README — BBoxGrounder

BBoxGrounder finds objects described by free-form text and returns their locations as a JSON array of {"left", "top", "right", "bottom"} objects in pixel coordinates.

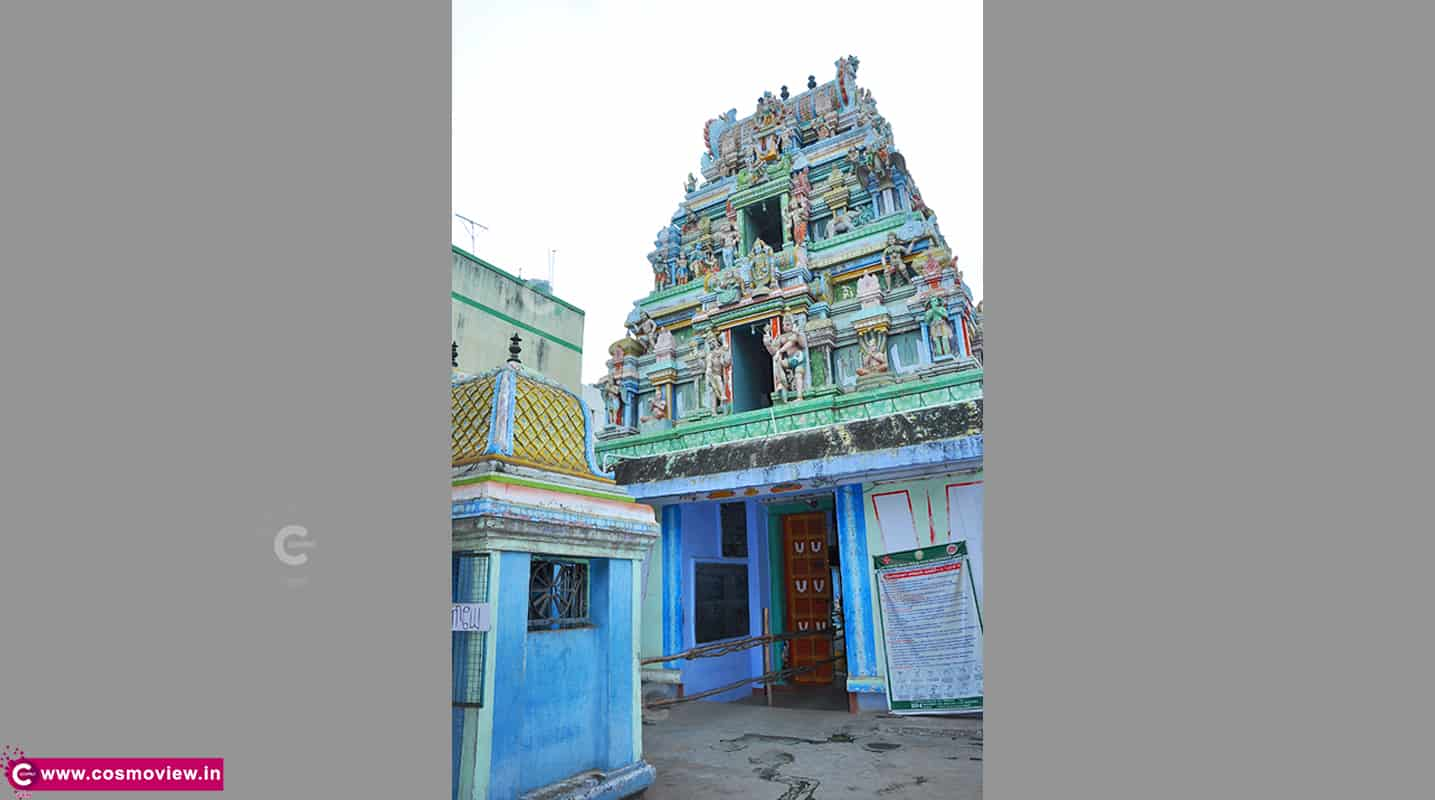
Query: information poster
[{"left": 873, "top": 541, "right": 983, "bottom": 714}]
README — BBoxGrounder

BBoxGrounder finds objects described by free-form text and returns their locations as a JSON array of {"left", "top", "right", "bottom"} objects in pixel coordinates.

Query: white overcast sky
[{"left": 453, "top": 0, "right": 982, "bottom": 384}]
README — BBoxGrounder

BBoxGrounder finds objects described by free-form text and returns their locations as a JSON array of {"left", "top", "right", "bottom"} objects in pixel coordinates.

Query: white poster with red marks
[{"left": 874, "top": 541, "right": 983, "bottom": 714}]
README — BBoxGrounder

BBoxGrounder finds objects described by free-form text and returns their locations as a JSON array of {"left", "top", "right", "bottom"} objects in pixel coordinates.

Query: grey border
[
  {"left": 0, "top": 2, "right": 450, "bottom": 798},
  {"left": 5, "top": 2, "right": 1433, "bottom": 799},
  {"left": 989, "top": 2, "right": 1432, "bottom": 797}
]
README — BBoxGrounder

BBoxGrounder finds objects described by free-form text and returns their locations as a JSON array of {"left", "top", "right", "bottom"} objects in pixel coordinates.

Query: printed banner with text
[{"left": 873, "top": 541, "right": 983, "bottom": 713}]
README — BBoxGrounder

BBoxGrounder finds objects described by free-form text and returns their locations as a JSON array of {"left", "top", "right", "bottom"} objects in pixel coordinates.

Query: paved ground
[{"left": 640, "top": 700, "right": 982, "bottom": 799}]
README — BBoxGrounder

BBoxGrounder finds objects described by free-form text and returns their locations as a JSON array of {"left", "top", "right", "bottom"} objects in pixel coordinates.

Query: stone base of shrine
[
  {"left": 855, "top": 372, "right": 897, "bottom": 392},
  {"left": 596, "top": 424, "right": 638, "bottom": 441},
  {"left": 675, "top": 408, "right": 716, "bottom": 426},
  {"left": 772, "top": 384, "right": 842, "bottom": 405},
  {"left": 517, "top": 760, "right": 656, "bottom": 800},
  {"left": 920, "top": 356, "right": 981, "bottom": 380}
]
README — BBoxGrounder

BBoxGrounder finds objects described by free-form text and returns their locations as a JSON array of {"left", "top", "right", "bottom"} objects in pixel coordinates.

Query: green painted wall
[
  {"left": 458, "top": 552, "right": 502, "bottom": 800},
  {"left": 638, "top": 537, "right": 664, "bottom": 661},
  {"left": 452, "top": 246, "right": 585, "bottom": 392},
  {"left": 860, "top": 470, "right": 983, "bottom": 693}
]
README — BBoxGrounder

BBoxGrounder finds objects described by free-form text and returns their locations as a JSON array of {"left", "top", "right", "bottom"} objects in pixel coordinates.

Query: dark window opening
[
  {"left": 528, "top": 557, "right": 589, "bottom": 630},
  {"left": 721, "top": 502, "right": 748, "bottom": 558},
  {"left": 694, "top": 562, "right": 750, "bottom": 644},
  {"left": 742, "top": 197, "right": 784, "bottom": 253},
  {"left": 729, "top": 322, "right": 775, "bottom": 413}
]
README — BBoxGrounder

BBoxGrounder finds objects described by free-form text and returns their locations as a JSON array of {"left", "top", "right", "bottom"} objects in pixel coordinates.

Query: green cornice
[
  {"left": 596, "top": 368, "right": 983, "bottom": 460},
  {"left": 452, "top": 244, "right": 586, "bottom": 316},
  {"left": 809, "top": 211, "right": 914, "bottom": 254},
  {"left": 451, "top": 291, "right": 584, "bottom": 354},
  {"left": 702, "top": 296, "right": 809, "bottom": 331},
  {"left": 730, "top": 175, "right": 789, "bottom": 208},
  {"left": 641, "top": 280, "right": 704, "bottom": 307}
]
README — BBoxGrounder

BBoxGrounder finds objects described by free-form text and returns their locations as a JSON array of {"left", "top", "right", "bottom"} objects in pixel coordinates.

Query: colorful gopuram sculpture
[
  {"left": 595, "top": 56, "right": 986, "bottom": 721},
  {"left": 598, "top": 55, "right": 980, "bottom": 436}
]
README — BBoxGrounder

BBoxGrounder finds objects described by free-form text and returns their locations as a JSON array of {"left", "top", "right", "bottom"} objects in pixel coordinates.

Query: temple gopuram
[{"left": 596, "top": 57, "right": 985, "bottom": 716}]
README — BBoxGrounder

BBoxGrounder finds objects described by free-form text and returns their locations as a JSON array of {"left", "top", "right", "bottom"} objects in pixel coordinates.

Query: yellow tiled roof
[{"left": 452, "top": 366, "right": 609, "bottom": 482}]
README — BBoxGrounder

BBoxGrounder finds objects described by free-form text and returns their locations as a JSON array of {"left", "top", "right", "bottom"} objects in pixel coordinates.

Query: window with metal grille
[
  {"left": 529, "top": 557, "right": 589, "bottom": 630},
  {"left": 452, "top": 552, "right": 490, "bottom": 707}
]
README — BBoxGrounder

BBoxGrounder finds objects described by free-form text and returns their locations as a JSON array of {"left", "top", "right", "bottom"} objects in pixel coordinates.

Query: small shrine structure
[{"left": 452, "top": 335, "right": 660, "bottom": 800}]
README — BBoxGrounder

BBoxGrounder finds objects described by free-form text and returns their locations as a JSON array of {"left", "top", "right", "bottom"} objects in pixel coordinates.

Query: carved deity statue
[
  {"left": 600, "top": 373, "right": 623, "bottom": 427},
  {"left": 813, "top": 270, "right": 834, "bottom": 305},
  {"left": 712, "top": 266, "right": 744, "bottom": 306},
  {"left": 629, "top": 311, "right": 657, "bottom": 354},
  {"left": 685, "top": 173, "right": 697, "bottom": 193},
  {"left": 846, "top": 145, "right": 866, "bottom": 176},
  {"left": 791, "top": 186, "right": 812, "bottom": 247},
  {"left": 831, "top": 206, "right": 854, "bottom": 236},
  {"left": 675, "top": 252, "right": 691, "bottom": 285},
  {"left": 697, "top": 215, "right": 714, "bottom": 251},
  {"left": 748, "top": 238, "right": 776, "bottom": 293},
  {"left": 720, "top": 223, "right": 740, "bottom": 268},
  {"left": 881, "top": 233, "right": 918, "bottom": 286},
  {"left": 701, "top": 331, "right": 731, "bottom": 414},
  {"left": 925, "top": 296, "right": 954, "bottom": 358},
  {"left": 763, "top": 314, "right": 808, "bottom": 402},
  {"left": 699, "top": 247, "right": 720, "bottom": 282},
  {"left": 641, "top": 389, "right": 669, "bottom": 424},
  {"left": 923, "top": 249, "right": 944, "bottom": 283},
  {"left": 653, "top": 326, "right": 675, "bottom": 357},
  {"left": 651, "top": 257, "right": 669, "bottom": 291},
  {"left": 856, "top": 329, "right": 889, "bottom": 376}
]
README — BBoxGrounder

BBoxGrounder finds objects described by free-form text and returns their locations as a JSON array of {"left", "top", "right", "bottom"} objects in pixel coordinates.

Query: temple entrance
[
  {"left": 728, "top": 323, "right": 774, "bottom": 413},
  {"left": 781, "top": 512, "right": 835, "bottom": 685}
]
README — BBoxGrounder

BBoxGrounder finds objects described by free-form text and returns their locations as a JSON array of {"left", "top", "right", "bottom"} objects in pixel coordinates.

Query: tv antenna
[{"left": 454, "top": 214, "right": 488, "bottom": 253}]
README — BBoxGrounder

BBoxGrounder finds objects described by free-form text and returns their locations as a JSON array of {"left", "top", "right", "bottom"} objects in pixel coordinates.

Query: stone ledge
[
  {"left": 612, "top": 400, "right": 982, "bottom": 486},
  {"left": 518, "top": 760, "right": 656, "bottom": 800},
  {"left": 596, "top": 368, "right": 982, "bottom": 461}
]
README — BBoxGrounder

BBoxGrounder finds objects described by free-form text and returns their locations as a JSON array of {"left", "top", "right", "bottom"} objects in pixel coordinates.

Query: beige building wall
[{"left": 451, "top": 246, "right": 585, "bottom": 391}]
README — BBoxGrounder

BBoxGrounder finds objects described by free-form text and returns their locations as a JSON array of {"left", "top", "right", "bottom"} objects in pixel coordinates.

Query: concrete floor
[
  {"left": 733, "top": 685, "right": 851, "bottom": 712},
  {"left": 639, "top": 700, "right": 982, "bottom": 799}
]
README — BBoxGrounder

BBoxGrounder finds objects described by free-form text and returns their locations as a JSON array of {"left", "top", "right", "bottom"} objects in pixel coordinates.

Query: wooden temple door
[{"left": 782, "top": 512, "right": 834, "bottom": 684}]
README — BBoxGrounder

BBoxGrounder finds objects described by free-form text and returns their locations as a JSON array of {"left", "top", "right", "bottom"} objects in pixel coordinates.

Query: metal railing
[{"left": 641, "top": 608, "right": 841, "bottom": 709}]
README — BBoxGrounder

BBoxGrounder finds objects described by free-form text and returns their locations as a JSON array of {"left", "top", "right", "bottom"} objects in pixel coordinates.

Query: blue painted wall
[
  {"left": 486, "top": 551, "right": 530, "bottom": 799},
  {"left": 486, "top": 553, "right": 638, "bottom": 798},
  {"left": 521, "top": 623, "right": 604, "bottom": 790},
  {"left": 674, "top": 501, "right": 765, "bottom": 703}
]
